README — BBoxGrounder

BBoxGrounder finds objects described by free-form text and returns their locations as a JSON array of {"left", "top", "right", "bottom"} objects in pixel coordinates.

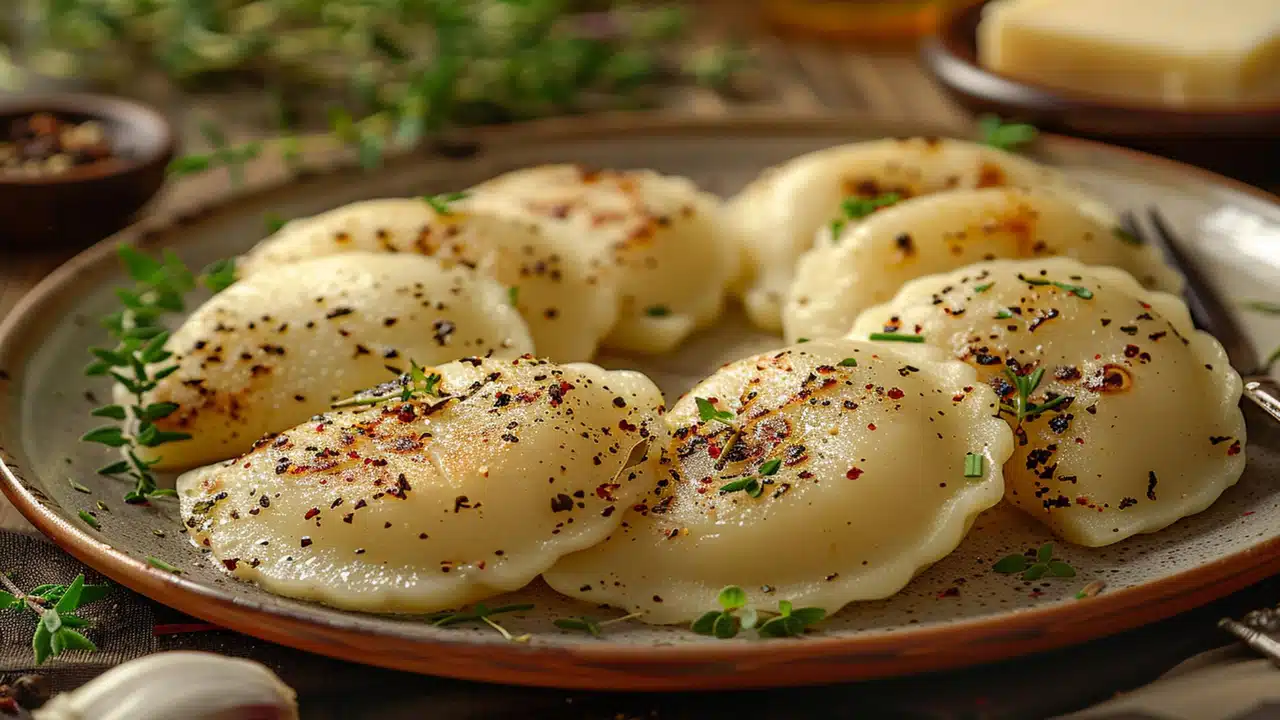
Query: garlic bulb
[{"left": 34, "top": 652, "right": 298, "bottom": 720}]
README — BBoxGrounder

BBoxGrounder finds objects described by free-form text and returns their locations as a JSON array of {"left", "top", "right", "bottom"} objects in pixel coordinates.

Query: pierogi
[
  {"left": 784, "top": 187, "right": 1182, "bottom": 342},
  {"left": 729, "top": 137, "right": 1076, "bottom": 332},
  {"left": 849, "top": 258, "right": 1246, "bottom": 546},
  {"left": 130, "top": 253, "right": 533, "bottom": 470},
  {"left": 543, "top": 340, "right": 1013, "bottom": 624},
  {"left": 472, "top": 165, "right": 738, "bottom": 354},
  {"left": 178, "top": 355, "right": 665, "bottom": 613},
  {"left": 238, "top": 197, "right": 620, "bottom": 362}
]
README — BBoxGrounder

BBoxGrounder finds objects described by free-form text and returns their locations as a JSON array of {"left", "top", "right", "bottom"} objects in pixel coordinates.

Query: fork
[{"left": 1120, "top": 208, "right": 1280, "bottom": 424}]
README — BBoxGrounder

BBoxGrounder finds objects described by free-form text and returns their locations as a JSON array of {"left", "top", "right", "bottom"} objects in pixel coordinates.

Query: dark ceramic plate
[
  {"left": 1, "top": 115, "right": 1280, "bottom": 690},
  {"left": 920, "top": 0, "right": 1280, "bottom": 184}
]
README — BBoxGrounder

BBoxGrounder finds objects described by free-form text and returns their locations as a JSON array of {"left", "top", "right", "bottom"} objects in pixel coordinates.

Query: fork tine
[{"left": 1144, "top": 207, "right": 1259, "bottom": 373}]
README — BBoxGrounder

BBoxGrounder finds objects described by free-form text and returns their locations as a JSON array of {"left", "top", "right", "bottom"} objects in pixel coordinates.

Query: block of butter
[{"left": 977, "top": 0, "right": 1280, "bottom": 107}]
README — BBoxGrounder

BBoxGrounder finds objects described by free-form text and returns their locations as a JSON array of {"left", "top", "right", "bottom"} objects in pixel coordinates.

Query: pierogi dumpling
[
  {"left": 849, "top": 258, "right": 1246, "bottom": 546},
  {"left": 729, "top": 137, "right": 1075, "bottom": 332},
  {"left": 131, "top": 253, "right": 533, "bottom": 470},
  {"left": 472, "top": 165, "right": 737, "bottom": 354},
  {"left": 237, "top": 197, "right": 620, "bottom": 361},
  {"left": 784, "top": 187, "right": 1182, "bottom": 342},
  {"left": 543, "top": 340, "right": 1013, "bottom": 624},
  {"left": 178, "top": 355, "right": 665, "bottom": 613}
]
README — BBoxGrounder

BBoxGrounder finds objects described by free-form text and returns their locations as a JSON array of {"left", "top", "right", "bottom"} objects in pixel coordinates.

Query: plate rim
[{"left": 2, "top": 111, "right": 1278, "bottom": 690}]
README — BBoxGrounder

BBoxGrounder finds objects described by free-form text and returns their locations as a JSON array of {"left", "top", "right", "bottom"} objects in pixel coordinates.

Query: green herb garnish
[
  {"left": 995, "top": 309, "right": 1013, "bottom": 320},
  {"left": 998, "top": 366, "right": 1072, "bottom": 427},
  {"left": 868, "top": 332, "right": 925, "bottom": 343},
  {"left": 264, "top": 213, "right": 288, "bottom": 234},
  {"left": 78, "top": 510, "right": 100, "bottom": 530},
  {"left": 993, "top": 542, "right": 1074, "bottom": 581},
  {"left": 68, "top": 479, "right": 91, "bottom": 494},
  {"left": 424, "top": 192, "right": 469, "bottom": 216},
  {"left": 507, "top": 286, "right": 520, "bottom": 307},
  {"left": 428, "top": 603, "right": 533, "bottom": 643},
  {"left": 974, "top": 282, "right": 994, "bottom": 293},
  {"left": 718, "top": 477, "right": 763, "bottom": 498},
  {"left": 963, "top": 453, "right": 984, "bottom": 478},
  {"left": 841, "top": 193, "right": 901, "bottom": 220},
  {"left": 838, "top": 357, "right": 858, "bottom": 367},
  {"left": 695, "top": 397, "right": 735, "bottom": 426},
  {"left": 691, "top": 585, "right": 749, "bottom": 639},
  {"left": 554, "top": 611, "right": 646, "bottom": 637},
  {"left": 756, "top": 599, "right": 826, "bottom": 638},
  {"left": 645, "top": 305, "right": 672, "bottom": 317},
  {"left": 0, "top": 574, "right": 103, "bottom": 665},
  {"left": 1018, "top": 274, "right": 1094, "bottom": 300},
  {"left": 84, "top": 246, "right": 235, "bottom": 503},
  {"left": 978, "top": 115, "right": 1039, "bottom": 152},
  {"left": 146, "top": 556, "right": 181, "bottom": 574},
  {"left": 331, "top": 360, "right": 446, "bottom": 409}
]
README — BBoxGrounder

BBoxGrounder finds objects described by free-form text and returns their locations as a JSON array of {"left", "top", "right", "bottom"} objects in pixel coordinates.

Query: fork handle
[{"left": 1244, "top": 376, "right": 1280, "bottom": 424}]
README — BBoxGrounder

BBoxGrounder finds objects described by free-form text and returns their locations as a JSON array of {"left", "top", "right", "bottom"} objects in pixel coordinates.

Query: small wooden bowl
[
  {"left": 921, "top": 0, "right": 1280, "bottom": 184},
  {"left": 0, "top": 94, "right": 174, "bottom": 250}
]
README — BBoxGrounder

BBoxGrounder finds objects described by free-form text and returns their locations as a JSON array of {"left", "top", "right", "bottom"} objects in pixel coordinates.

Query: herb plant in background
[{"left": 10, "top": 0, "right": 749, "bottom": 178}]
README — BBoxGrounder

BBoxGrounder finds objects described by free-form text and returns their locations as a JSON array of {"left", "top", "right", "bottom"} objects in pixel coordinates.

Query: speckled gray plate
[{"left": 2, "top": 115, "right": 1279, "bottom": 690}]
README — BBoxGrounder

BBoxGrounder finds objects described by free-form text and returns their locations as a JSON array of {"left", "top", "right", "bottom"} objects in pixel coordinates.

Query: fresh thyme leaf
[
  {"left": 978, "top": 115, "right": 1039, "bottom": 151},
  {"left": 690, "top": 611, "right": 720, "bottom": 636},
  {"left": 78, "top": 511, "right": 100, "bottom": 530},
  {"left": 424, "top": 192, "right": 469, "bottom": 216},
  {"left": 838, "top": 357, "right": 858, "bottom": 367},
  {"left": 1048, "top": 561, "right": 1076, "bottom": 578},
  {"left": 1113, "top": 227, "right": 1143, "bottom": 246},
  {"left": 1022, "top": 563, "right": 1048, "bottom": 581},
  {"left": 695, "top": 397, "right": 735, "bottom": 425},
  {"left": 68, "top": 479, "right": 92, "bottom": 493},
  {"left": 759, "top": 459, "right": 781, "bottom": 476},
  {"left": 645, "top": 305, "right": 671, "bottom": 317},
  {"left": 840, "top": 192, "right": 901, "bottom": 220},
  {"left": 757, "top": 602, "right": 826, "bottom": 638},
  {"left": 81, "top": 426, "right": 127, "bottom": 447},
  {"left": 1017, "top": 274, "right": 1094, "bottom": 299},
  {"left": 90, "top": 404, "right": 126, "bottom": 420},
  {"left": 32, "top": 622, "right": 52, "bottom": 666},
  {"left": 868, "top": 332, "right": 925, "bottom": 343},
  {"left": 718, "top": 477, "right": 762, "bottom": 497},
  {"left": 1037, "top": 542, "right": 1054, "bottom": 564},
  {"left": 992, "top": 554, "right": 1029, "bottom": 574},
  {"left": 146, "top": 557, "right": 181, "bottom": 574},
  {"left": 963, "top": 453, "right": 984, "bottom": 478},
  {"left": 717, "top": 585, "right": 747, "bottom": 611},
  {"left": 201, "top": 258, "right": 237, "bottom": 293},
  {"left": 712, "top": 612, "right": 740, "bottom": 639},
  {"left": 554, "top": 617, "right": 601, "bottom": 636},
  {"left": 264, "top": 213, "right": 287, "bottom": 234}
]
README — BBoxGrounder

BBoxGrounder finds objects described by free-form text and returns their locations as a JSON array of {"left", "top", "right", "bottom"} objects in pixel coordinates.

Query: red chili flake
[
  {"left": 887, "top": 388, "right": 904, "bottom": 400},
  {"left": 707, "top": 444, "right": 722, "bottom": 459},
  {"left": 1228, "top": 441, "right": 1241, "bottom": 456},
  {"left": 303, "top": 507, "right": 320, "bottom": 520},
  {"left": 300, "top": 537, "right": 313, "bottom": 548},
  {"left": 1243, "top": 511, "right": 1256, "bottom": 517},
  {"left": 867, "top": 423, "right": 877, "bottom": 431},
  {"left": 595, "top": 483, "right": 620, "bottom": 501},
  {"left": 846, "top": 467, "right": 864, "bottom": 480},
  {"left": 1028, "top": 589, "right": 1044, "bottom": 599},
  {"left": 222, "top": 558, "right": 239, "bottom": 571}
]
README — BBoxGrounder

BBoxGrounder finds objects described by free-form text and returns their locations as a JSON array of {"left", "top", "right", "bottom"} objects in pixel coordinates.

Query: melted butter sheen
[
  {"left": 132, "top": 253, "right": 533, "bottom": 470},
  {"left": 784, "top": 186, "right": 1181, "bottom": 342},
  {"left": 178, "top": 355, "right": 666, "bottom": 613},
  {"left": 543, "top": 340, "right": 1013, "bottom": 624},
  {"left": 238, "top": 197, "right": 620, "bottom": 362},
  {"left": 849, "top": 257, "right": 1246, "bottom": 546},
  {"left": 728, "top": 137, "right": 1076, "bottom": 333}
]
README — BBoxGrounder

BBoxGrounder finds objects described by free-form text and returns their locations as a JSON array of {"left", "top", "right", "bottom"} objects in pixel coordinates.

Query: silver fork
[
  {"left": 1124, "top": 209, "right": 1280, "bottom": 664},
  {"left": 1120, "top": 209, "right": 1280, "bottom": 424}
]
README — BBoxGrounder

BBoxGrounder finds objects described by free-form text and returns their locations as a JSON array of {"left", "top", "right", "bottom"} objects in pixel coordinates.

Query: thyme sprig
[
  {"left": 427, "top": 603, "right": 533, "bottom": 643},
  {"left": 691, "top": 586, "right": 825, "bottom": 640},
  {"left": 993, "top": 542, "right": 1075, "bottom": 581},
  {"left": 997, "top": 366, "right": 1072, "bottom": 427},
  {"left": 554, "top": 611, "right": 646, "bottom": 637},
  {"left": 0, "top": 574, "right": 106, "bottom": 665},
  {"left": 83, "top": 246, "right": 236, "bottom": 503},
  {"left": 330, "top": 360, "right": 445, "bottom": 410}
]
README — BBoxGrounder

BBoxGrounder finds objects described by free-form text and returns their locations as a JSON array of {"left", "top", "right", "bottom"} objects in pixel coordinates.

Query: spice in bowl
[{"left": 1, "top": 113, "right": 119, "bottom": 179}]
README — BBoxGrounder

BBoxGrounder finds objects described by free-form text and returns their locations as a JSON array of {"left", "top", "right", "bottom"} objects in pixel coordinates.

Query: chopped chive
[
  {"left": 974, "top": 282, "right": 994, "bottom": 293},
  {"left": 796, "top": 337, "right": 810, "bottom": 343},
  {"left": 146, "top": 556, "right": 181, "bottom": 574},
  {"left": 78, "top": 511, "right": 100, "bottom": 530},
  {"left": 995, "top": 309, "right": 1013, "bottom": 319},
  {"left": 838, "top": 357, "right": 857, "bottom": 367},
  {"left": 868, "top": 332, "right": 925, "bottom": 343},
  {"left": 963, "top": 453, "right": 984, "bottom": 478},
  {"left": 507, "top": 286, "right": 519, "bottom": 306},
  {"left": 68, "top": 479, "right": 91, "bottom": 494}
]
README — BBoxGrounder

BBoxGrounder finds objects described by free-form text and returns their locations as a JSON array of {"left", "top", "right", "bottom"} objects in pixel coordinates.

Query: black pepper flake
[
  {"left": 1147, "top": 471, "right": 1158, "bottom": 501},
  {"left": 550, "top": 494, "right": 574, "bottom": 512},
  {"left": 300, "top": 536, "right": 313, "bottom": 548},
  {"left": 1119, "top": 497, "right": 1137, "bottom": 510},
  {"left": 325, "top": 307, "right": 354, "bottom": 319}
]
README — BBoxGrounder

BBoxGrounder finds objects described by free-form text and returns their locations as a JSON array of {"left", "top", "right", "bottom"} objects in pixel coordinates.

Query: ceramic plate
[{"left": 2, "top": 116, "right": 1279, "bottom": 690}]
